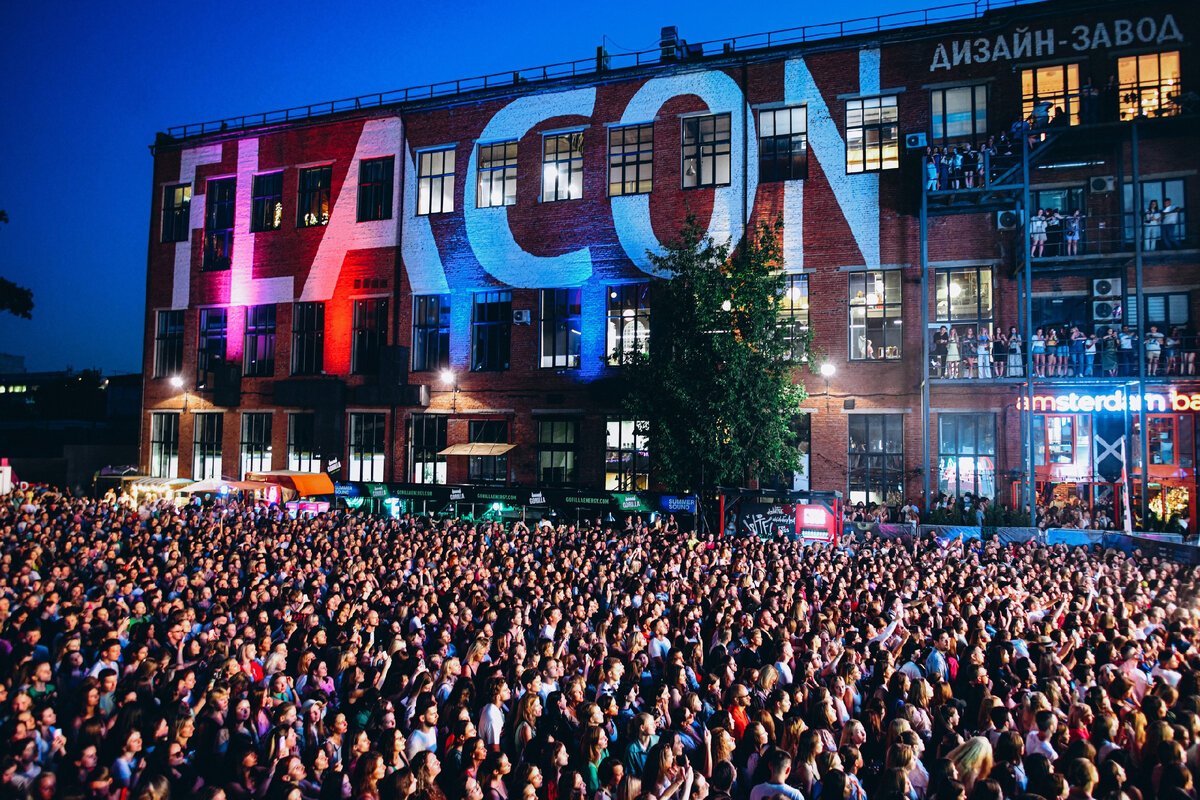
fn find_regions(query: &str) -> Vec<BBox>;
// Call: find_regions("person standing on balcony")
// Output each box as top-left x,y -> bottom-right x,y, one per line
992,328 -> 1008,378
946,329 -> 960,379
1161,199 -> 1180,249
1145,325 -> 1164,375
1032,328 -> 1045,377
1084,334 -> 1098,377
1102,328 -> 1119,376
1030,209 -> 1048,258
1119,326 -> 1135,376
1063,209 -> 1084,256
924,150 -> 939,192
976,327 -> 992,379
933,327 -> 949,377
1165,327 -> 1182,375
1181,327 -> 1196,376
1144,200 -> 1162,251
1057,326 -> 1071,376
1007,326 -> 1024,377
1070,327 -> 1086,377
963,327 -> 978,378
1044,327 -> 1059,377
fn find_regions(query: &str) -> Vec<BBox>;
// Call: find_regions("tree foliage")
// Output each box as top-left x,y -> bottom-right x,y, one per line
623,215 -> 810,493
0,210 -> 34,319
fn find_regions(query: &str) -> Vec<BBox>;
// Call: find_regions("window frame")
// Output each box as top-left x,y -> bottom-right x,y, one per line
608,123 -> 654,196
202,177 -> 235,271
348,412 -> 387,482
408,414 -> 448,485
932,266 -> 994,345
149,412 -> 180,479
357,156 -> 394,222
605,418 -> 649,491
606,283 -> 651,366
416,147 -> 456,216
471,290 -> 512,372
847,413 -> 904,506
243,304 -> 277,378
250,171 -> 284,233
192,411 -> 224,481
848,270 -> 903,361
681,113 -> 732,189
845,96 -> 900,174
239,412 -> 273,479
1118,50 -> 1181,121
351,298 -> 389,375
777,274 -> 810,362
291,301 -> 325,376
476,141 -> 518,208
536,419 -> 580,487
287,413 -> 321,473
161,183 -> 191,243
1021,63 -> 1081,127
930,85 -> 988,143
541,131 -> 584,202
154,310 -> 184,379
411,294 -> 450,373
540,288 -> 582,369
297,164 -> 333,228
758,106 -> 808,182
937,413 -> 997,500
468,419 -> 508,485
197,307 -> 228,390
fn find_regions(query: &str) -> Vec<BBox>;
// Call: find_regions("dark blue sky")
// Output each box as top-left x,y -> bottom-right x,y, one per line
0,0 -> 937,374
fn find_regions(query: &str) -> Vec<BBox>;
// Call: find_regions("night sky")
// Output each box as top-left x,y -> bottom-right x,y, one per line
0,0 -> 939,374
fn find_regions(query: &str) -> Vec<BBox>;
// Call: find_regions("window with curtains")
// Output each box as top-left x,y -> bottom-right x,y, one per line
542,132 -> 584,202
476,141 -> 518,208
930,85 -> 987,142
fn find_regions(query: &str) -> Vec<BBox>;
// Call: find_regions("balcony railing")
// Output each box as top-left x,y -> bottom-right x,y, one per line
1026,212 -> 1194,262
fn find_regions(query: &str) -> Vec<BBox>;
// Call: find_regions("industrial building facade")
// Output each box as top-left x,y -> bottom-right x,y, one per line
141,0 -> 1198,527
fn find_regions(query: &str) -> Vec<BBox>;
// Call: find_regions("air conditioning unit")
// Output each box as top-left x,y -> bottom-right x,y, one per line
996,210 -> 1021,230
905,132 -> 927,150
1090,176 -> 1115,193
1092,278 -> 1122,299
660,26 -> 680,61
512,309 -> 532,325
1092,300 -> 1119,322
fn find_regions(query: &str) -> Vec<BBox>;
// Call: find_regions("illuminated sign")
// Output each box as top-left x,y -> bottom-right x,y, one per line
1015,390 -> 1200,413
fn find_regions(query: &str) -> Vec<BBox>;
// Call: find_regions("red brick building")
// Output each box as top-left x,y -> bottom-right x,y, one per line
141,0 -> 1199,528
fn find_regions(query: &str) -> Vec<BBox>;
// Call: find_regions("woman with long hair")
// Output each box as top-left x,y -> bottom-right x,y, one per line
412,751 -> 447,800
353,752 -> 387,800
479,752 -> 512,800
946,737 -> 993,795
513,692 -> 542,765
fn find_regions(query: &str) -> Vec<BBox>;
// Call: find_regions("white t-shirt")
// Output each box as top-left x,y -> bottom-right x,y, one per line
750,782 -> 804,800
479,703 -> 505,748
406,727 -> 438,759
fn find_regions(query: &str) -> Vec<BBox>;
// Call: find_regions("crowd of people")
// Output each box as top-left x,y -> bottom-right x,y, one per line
1,486 -> 1198,800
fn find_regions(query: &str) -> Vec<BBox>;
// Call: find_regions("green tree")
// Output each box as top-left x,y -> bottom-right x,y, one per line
0,210 -> 34,319
623,215 -> 810,493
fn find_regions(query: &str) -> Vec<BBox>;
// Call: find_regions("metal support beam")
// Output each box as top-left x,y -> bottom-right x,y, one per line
920,170 -> 931,509
1022,130 -> 1036,527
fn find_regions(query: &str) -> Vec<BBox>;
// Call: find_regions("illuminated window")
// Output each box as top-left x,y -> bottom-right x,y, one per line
408,414 -> 447,484
149,412 -> 179,479
291,302 -> 324,376
1149,416 -> 1175,465
287,413 -> 320,473
777,274 -> 809,361
537,420 -> 579,486
412,295 -> 450,372
606,418 -> 648,491
1122,178 -> 1186,244
759,106 -> 808,182
471,291 -> 511,372
192,412 -> 224,480
243,304 -> 276,378
468,420 -> 508,485
849,271 -> 902,360
846,96 -> 899,173
933,266 -> 993,347
1118,51 -> 1181,120
937,414 -> 996,500
682,113 -> 731,188
161,184 -> 191,243
930,85 -> 987,142
251,172 -> 283,232
848,414 -> 903,506
202,177 -> 235,271
351,298 -> 388,375
1035,415 -> 1075,465
197,308 -> 227,389
542,132 -> 584,202
239,412 -> 272,478
348,412 -> 386,482
606,284 -> 650,365
540,288 -> 581,369
608,124 -> 653,196
1021,63 -> 1080,126
297,165 -> 332,228
476,141 -> 517,208
357,156 -> 394,222
417,147 -> 455,215
154,310 -> 184,379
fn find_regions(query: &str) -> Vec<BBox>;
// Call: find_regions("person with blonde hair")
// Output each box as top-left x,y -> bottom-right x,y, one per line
947,737 -> 993,795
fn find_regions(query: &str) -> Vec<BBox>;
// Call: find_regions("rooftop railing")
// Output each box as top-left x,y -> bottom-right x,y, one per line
163,0 -> 1040,140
